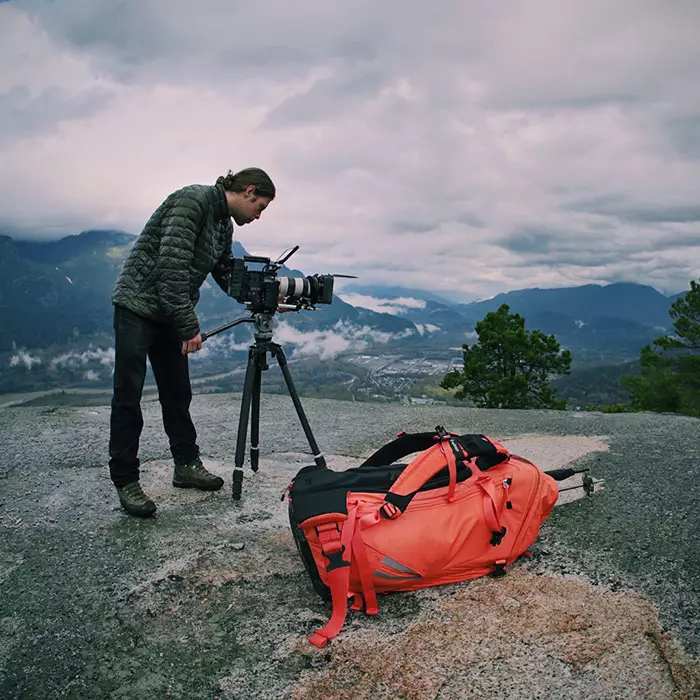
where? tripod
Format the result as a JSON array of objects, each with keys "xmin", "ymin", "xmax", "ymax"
[{"xmin": 202, "ymin": 312, "xmax": 327, "ymax": 501}]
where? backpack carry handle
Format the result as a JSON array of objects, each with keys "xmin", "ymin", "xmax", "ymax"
[
  {"xmin": 380, "ymin": 429, "xmax": 510, "ymax": 519},
  {"xmin": 379, "ymin": 431, "xmax": 464, "ymax": 516}
]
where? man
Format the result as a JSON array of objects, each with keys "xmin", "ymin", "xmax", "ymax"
[{"xmin": 109, "ymin": 167, "xmax": 276, "ymax": 517}]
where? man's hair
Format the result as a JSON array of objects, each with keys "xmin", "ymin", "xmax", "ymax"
[{"xmin": 216, "ymin": 167, "xmax": 276, "ymax": 199}]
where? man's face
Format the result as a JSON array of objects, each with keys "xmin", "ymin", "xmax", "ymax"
[{"xmin": 230, "ymin": 185, "xmax": 272, "ymax": 226}]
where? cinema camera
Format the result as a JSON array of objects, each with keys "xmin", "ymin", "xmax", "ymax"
[
  {"xmin": 201, "ymin": 245, "xmax": 354, "ymax": 502},
  {"xmin": 228, "ymin": 245, "xmax": 335, "ymax": 314}
]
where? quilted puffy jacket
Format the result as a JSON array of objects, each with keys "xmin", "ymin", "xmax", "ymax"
[{"xmin": 112, "ymin": 183, "xmax": 233, "ymax": 341}]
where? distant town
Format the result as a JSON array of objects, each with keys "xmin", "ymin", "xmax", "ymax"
[{"xmin": 344, "ymin": 353, "xmax": 463, "ymax": 403}]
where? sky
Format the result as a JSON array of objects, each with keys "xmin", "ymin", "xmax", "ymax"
[{"xmin": 1, "ymin": 0, "xmax": 699, "ymax": 300}]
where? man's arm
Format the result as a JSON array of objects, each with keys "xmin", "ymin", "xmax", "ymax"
[
  {"xmin": 210, "ymin": 226, "xmax": 233, "ymax": 294},
  {"xmin": 155, "ymin": 190, "xmax": 205, "ymax": 342}
]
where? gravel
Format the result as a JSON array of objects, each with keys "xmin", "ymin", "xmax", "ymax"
[{"xmin": 0, "ymin": 392, "xmax": 698, "ymax": 699}]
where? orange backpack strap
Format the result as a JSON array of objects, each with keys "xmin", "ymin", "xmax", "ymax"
[
  {"xmin": 380, "ymin": 426, "xmax": 466, "ymax": 518},
  {"xmin": 308, "ymin": 510, "xmax": 355, "ymax": 648},
  {"xmin": 472, "ymin": 472, "xmax": 507, "ymax": 545},
  {"xmin": 443, "ymin": 440, "xmax": 458, "ymax": 502},
  {"xmin": 350, "ymin": 507, "xmax": 380, "ymax": 615},
  {"xmin": 308, "ymin": 503, "xmax": 381, "ymax": 646},
  {"xmin": 378, "ymin": 428, "xmax": 508, "ymax": 545}
]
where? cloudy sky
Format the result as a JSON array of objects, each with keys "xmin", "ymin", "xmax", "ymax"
[{"xmin": 1, "ymin": 0, "xmax": 699, "ymax": 299}]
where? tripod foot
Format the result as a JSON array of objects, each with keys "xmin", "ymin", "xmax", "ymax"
[
  {"xmin": 232, "ymin": 467, "xmax": 244, "ymax": 501},
  {"xmin": 250, "ymin": 446, "xmax": 259, "ymax": 472}
]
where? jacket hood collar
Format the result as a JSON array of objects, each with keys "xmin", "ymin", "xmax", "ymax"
[{"xmin": 212, "ymin": 183, "xmax": 231, "ymax": 222}]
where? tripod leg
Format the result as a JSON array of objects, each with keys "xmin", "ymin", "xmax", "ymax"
[
  {"xmin": 233, "ymin": 347, "xmax": 257, "ymax": 500},
  {"xmin": 272, "ymin": 345, "xmax": 327, "ymax": 468},
  {"xmin": 250, "ymin": 363, "xmax": 262, "ymax": 472}
]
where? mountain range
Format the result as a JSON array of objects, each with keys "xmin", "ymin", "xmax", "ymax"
[
  {"xmin": 343, "ymin": 281, "xmax": 682, "ymax": 361},
  {"xmin": 0, "ymin": 230, "xmax": 414, "ymax": 353},
  {"xmin": 0, "ymin": 229, "xmax": 690, "ymax": 396}
]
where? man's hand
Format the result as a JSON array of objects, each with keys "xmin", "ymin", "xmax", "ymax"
[{"xmin": 181, "ymin": 333, "xmax": 203, "ymax": 355}]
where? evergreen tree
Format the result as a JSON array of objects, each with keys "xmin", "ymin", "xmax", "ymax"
[
  {"xmin": 624, "ymin": 280, "xmax": 700, "ymax": 417},
  {"xmin": 441, "ymin": 304, "xmax": 572, "ymax": 409}
]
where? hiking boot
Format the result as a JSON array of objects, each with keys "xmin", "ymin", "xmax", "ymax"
[
  {"xmin": 172, "ymin": 457, "xmax": 224, "ymax": 491},
  {"xmin": 116, "ymin": 481, "xmax": 157, "ymax": 517}
]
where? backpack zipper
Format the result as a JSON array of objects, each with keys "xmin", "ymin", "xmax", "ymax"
[{"xmin": 506, "ymin": 465, "xmax": 543, "ymax": 558}]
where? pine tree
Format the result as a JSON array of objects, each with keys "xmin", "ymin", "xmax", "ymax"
[
  {"xmin": 441, "ymin": 304, "xmax": 572, "ymax": 409},
  {"xmin": 624, "ymin": 280, "xmax": 700, "ymax": 417}
]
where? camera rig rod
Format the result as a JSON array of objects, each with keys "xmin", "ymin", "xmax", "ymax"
[{"xmin": 200, "ymin": 317, "xmax": 255, "ymax": 341}]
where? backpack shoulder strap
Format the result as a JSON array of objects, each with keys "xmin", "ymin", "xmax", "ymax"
[
  {"xmin": 358, "ymin": 431, "xmax": 440, "ymax": 467},
  {"xmin": 360, "ymin": 429, "xmax": 510, "ymax": 471}
]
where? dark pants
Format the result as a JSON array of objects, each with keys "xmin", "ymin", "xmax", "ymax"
[{"xmin": 108, "ymin": 305, "xmax": 199, "ymax": 487}]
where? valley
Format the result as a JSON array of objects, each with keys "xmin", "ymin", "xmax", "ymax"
[{"xmin": 0, "ymin": 229, "xmax": 684, "ymax": 410}]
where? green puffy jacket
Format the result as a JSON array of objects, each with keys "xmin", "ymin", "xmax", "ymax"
[{"xmin": 112, "ymin": 183, "xmax": 233, "ymax": 340}]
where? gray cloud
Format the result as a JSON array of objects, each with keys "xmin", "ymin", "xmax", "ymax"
[
  {"xmin": 495, "ymin": 228, "xmax": 559, "ymax": 255},
  {"xmin": 625, "ymin": 206, "xmax": 700, "ymax": 224},
  {"xmin": 1, "ymin": 0, "xmax": 699, "ymax": 298},
  {"xmin": 390, "ymin": 213, "xmax": 484, "ymax": 235},
  {"xmin": 493, "ymin": 219, "xmax": 700, "ymax": 288},
  {"xmin": 0, "ymin": 85, "xmax": 112, "ymax": 142},
  {"xmin": 648, "ymin": 233, "xmax": 700, "ymax": 251},
  {"xmin": 569, "ymin": 196, "xmax": 700, "ymax": 224},
  {"xmin": 666, "ymin": 115, "xmax": 700, "ymax": 159},
  {"xmin": 264, "ymin": 68, "xmax": 386, "ymax": 127},
  {"xmin": 21, "ymin": 0, "xmax": 393, "ymax": 85}
]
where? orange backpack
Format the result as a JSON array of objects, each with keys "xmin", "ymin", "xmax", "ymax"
[{"xmin": 286, "ymin": 427, "xmax": 559, "ymax": 647}]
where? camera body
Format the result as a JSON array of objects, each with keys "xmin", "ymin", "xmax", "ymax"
[{"xmin": 228, "ymin": 254, "xmax": 334, "ymax": 314}]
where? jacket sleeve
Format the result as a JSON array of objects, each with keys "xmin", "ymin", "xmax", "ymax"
[
  {"xmin": 210, "ymin": 227, "xmax": 233, "ymax": 293},
  {"xmin": 155, "ymin": 191, "xmax": 205, "ymax": 340}
]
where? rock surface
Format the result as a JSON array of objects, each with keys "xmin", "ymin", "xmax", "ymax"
[{"xmin": 0, "ymin": 393, "xmax": 698, "ymax": 699}]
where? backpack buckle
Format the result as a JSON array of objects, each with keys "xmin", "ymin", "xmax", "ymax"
[
  {"xmin": 316, "ymin": 522, "xmax": 349, "ymax": 572},
  {"xmin": 490, "ymin": 526, "xmax": 507, "ymax": 546},
  {"xmin": 380, "ymin": 502, "xmax": 401, "ymax": 520}
]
